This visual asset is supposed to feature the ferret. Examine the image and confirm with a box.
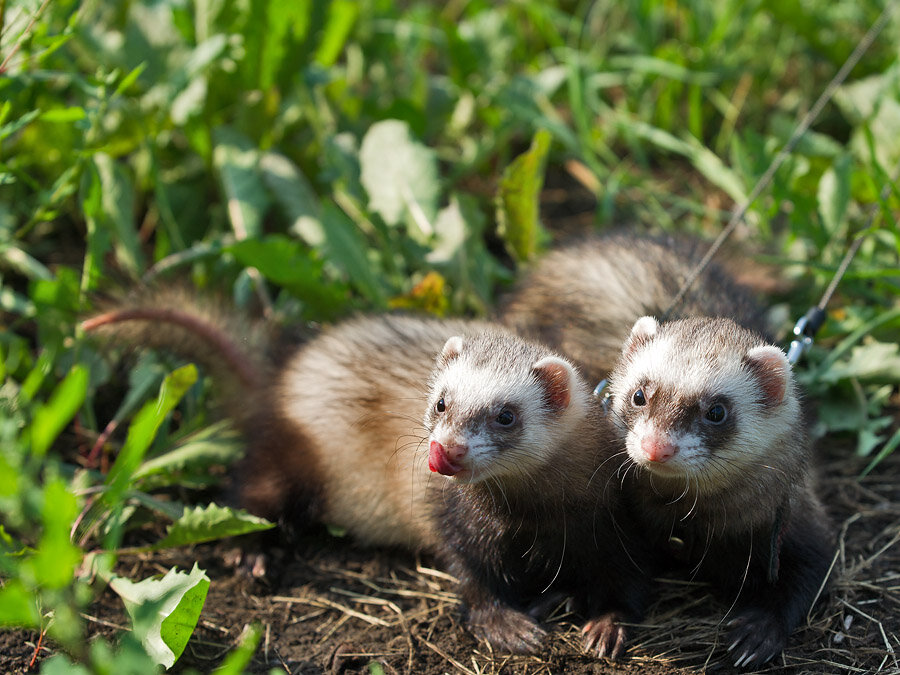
[499,232,771,384]
[84,294,650,657]
[499,234,833,667]
[608,315,832,668]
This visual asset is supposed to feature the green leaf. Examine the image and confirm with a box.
[359,120,439,233]
[110,564,210,669]
[619,117,748,203]
[92,153,144,276]
[40,107,87,123]
[0,108,40,140]
[154,504,274,550]
[32,480,82,590]
[134,422,244,485]
[320,201,386,306]
[817,341,900,384]
[315,0,359,68]
[30,364,89,458]
[104,353,168,433]
[818,153,853,235]
[0,244,53,281]
[496,128,552,263]
[0,580,40,628]
[862,426,900,476]
[259,151,324,247]
[212,623,263,675]
[104,365,199,508]
[213,126,269,240]
[31,654,91,675]
[226,235,347,318]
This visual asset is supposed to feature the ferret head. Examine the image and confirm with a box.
[424,331,588,486]
[608,316,800,492]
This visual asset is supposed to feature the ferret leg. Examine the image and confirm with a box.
[439,547,547,654]
[727,507,833,667]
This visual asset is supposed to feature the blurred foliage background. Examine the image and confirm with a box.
[1,0,899,670]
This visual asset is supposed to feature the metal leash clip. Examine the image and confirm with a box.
[786,306,827,365]
[592,378,612,414]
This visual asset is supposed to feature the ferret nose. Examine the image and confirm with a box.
[641,435,677,463]
[432,440,467,462]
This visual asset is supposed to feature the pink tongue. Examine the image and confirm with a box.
[428,441,463,476]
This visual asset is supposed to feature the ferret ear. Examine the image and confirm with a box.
[439,336,465,364]
[623,316,659,357]
[532,356,575,411]
[744,345,791,407]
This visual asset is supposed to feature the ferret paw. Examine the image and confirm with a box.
[726,608,788,668]
[582,612,627,659]
[467,605,547,654]
[223,547,270,579]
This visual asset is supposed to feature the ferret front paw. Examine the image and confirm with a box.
[582,612,627,659]
[467,604,547,654]
[727,607,788,668]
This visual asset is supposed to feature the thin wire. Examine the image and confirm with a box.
[816,163,900,312]
[663,0,899,319]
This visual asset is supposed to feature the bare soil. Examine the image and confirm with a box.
[4,436,899,675]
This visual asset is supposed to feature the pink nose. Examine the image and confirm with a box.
[640,435,677,463]
[428,440,467,475]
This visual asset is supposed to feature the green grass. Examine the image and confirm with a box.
[1,0,899,670]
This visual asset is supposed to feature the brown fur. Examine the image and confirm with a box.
[499,232,771,384]
[500,236,833,667]
[84,297,650,655]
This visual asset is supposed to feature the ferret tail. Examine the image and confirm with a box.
[81,285,271,394]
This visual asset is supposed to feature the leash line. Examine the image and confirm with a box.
[664,1,898,320]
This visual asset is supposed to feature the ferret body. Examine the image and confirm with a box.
[85,297,649,656]
[421,330,648,655]
[501,234,833,667]
[500,232,770,383]
[610,315,832,667]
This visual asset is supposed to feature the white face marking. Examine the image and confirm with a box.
[426,348,581,485]
[612,328,799,491]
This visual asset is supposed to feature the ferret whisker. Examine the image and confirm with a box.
[680,481,700,522]
[688,518,716,579]
[541,507,567,594]
[590,449,630,487]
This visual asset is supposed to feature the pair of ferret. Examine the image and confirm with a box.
[85,233,833,667]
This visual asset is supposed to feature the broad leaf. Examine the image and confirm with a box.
[496,128,552,263]
[110,564,210,669]
[154,504,273,550]
[359,120,439,234]
[30,364,89,458]
[104,365,199,508]
[213,126,269,240]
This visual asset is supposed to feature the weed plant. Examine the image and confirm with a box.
[0,0,898,670]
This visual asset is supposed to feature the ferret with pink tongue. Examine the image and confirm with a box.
[85,301,651,658]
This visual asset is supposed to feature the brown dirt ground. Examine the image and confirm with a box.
[3,436,899,675]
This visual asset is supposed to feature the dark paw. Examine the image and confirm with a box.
[467,604,547,654]
[727,607,788,668]
[582,612,627,659]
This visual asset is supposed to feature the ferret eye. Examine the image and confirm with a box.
[435,398,446,413]
[705,403,727,424]
[496,409,516,426]
[632,389,647,406]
